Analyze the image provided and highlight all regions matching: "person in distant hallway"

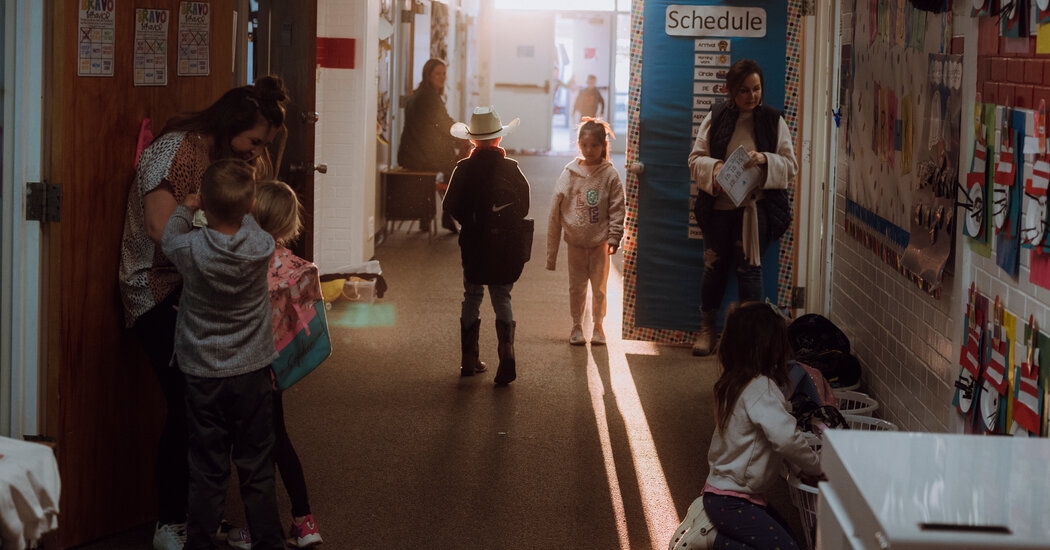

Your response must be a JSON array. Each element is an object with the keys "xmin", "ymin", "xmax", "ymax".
[
  {"xmin": 546, "ymin": 118, "xmax": 625, "ymax": 346},
  {"xmin": 572, "ymin": 74, "xmax": 605, "ymax": 124},
  {"xmin": 398, "ymin": 57, "xmax": 468, "ymax": 233},
  {"xmin": 687, "ymin": 59, "xmax": 797, "ymax": 357},
  {"xmin": 162, "ymin": 159, "xmax": 284, "ymax": 550},
  {"xmin": 118, "ymin": 75, "xmax": 289, "ymax": 550},
  {"xmin": 443, "ymin": 106, "xmax": 531, "ymax": 385}
]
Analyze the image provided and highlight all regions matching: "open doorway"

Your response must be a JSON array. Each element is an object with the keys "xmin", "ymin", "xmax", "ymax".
[
  {"xmin": 492, "ymin": 1, "xmax": 629, "ymax": 154},
  {"xmin": 551, "ymin": 12, "xmax": 612, "ymax": 153}
]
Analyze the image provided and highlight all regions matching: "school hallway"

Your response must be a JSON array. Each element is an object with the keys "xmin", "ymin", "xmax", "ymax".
[{"xmin": 76, "ymin": 153, "xmax": 801, "ymax": 550}]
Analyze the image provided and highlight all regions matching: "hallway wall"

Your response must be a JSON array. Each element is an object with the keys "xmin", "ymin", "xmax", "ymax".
[
  {"xmin": 827, "ymin": 2, "xmax": 1050, "ymax": 433},
  {"xmin": 314, "ymin": 0, "xmax": 380, "ymax": 271}
]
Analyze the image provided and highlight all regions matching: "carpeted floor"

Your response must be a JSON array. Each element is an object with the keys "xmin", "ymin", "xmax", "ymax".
[{"xmin": 76, "ymin": 154, "xmax": 803, "ymax": 549}]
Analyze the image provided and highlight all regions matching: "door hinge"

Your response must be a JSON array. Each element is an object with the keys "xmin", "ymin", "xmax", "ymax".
[
  {"xmin": 791, "ymin": 286, "xmax": 806, "ymax": 309},
  {"xmin": 26, "ymin": 181, "xmax": 62, "ymax": 222},
  {"xmin": 801, "ymin": 0, "xmax": 816, "ymax": 16}
]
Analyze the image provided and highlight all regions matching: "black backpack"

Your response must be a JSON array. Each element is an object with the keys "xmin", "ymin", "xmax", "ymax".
[{"xmin": 788, "ymin": 314, "xmax": 862, "ymax": 387}]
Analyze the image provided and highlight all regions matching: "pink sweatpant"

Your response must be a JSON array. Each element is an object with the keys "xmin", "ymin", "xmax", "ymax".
[{"xmin": 567, "ymin": 243, "xmax": 610, "ymax": 326}]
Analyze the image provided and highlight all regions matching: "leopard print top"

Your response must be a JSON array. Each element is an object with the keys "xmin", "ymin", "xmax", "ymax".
[{"xmin": 118, "ymin": 132, "xmax": 210, "ymax": 327}]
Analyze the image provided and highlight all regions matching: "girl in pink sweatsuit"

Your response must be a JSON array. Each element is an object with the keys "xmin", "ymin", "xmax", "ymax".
[{"xmin": 546, "ymin": 119, "xmax": 625, "ymax": 345}]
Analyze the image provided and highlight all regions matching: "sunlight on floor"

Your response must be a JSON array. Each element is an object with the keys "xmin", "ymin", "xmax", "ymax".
[{"xmin": 587, "ymin": 260, "xmax": 678, "ymax": 550}]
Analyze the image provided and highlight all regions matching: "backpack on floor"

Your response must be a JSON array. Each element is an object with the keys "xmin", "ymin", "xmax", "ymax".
[{"xmin": 788, "ymin": 314, "xmax": 862, "ymax": 388}]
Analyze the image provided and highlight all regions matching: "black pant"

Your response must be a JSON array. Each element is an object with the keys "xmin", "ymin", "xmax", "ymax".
[
  {"xmin": 273, "ymin": 391, "xmax": 311, "ymax": 518},
  {"xmin": 184, "ymin": 369, "xmax": 284, "ymax": 550},
  {"xmin": 700, "ymin": 208, "xmax": 764, "ymax": 312},
  {"xmin": 132, "ymin": 292, "xmax": 188, "ymax": 525}
]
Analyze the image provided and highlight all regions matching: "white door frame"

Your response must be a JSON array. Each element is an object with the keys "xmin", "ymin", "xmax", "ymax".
[
  {"xmin": 0, "ymin": 0, "xmax": 44, "ymax": 438},
  {"xmin": 796, "ymin": 1, "xmax": 841, "ymax": 316}
]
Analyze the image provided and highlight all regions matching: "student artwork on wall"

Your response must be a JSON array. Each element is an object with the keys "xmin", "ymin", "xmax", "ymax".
[
  {"xmin": 621, "ymin": 0, "xmax": 803, "ymax": 342},
  {"xmin": 842, "ymin": 0, "xmax": 961, "ymax": 294}
]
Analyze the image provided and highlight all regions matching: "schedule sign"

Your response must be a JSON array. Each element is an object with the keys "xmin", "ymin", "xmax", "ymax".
[{"xmin": 665, "ymin": 5, "xmax": 766, "ymax": 37}]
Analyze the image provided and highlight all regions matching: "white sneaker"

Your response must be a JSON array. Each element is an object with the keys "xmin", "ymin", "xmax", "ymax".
[
  {"xmin": 153, "ymin": 522, "xmax": 187, "ymax": 550},
  {"xmin": 591, "ymin": 325, "xmax": 606, "ymax": 346},
  {"xmin": 569, "ymin": 325, "xmax": 586, "ymax": 345}
]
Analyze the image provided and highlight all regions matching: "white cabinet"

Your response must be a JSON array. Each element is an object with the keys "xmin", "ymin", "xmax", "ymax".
[{"xmin": 816, "ymin": 430, "xmax": 1050, "ymax": 549}]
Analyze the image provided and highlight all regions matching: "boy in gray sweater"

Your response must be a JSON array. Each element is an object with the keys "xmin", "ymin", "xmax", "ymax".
[{"xmin": 161, "ymin": 158, "xmax": 284, "ymax": 550}]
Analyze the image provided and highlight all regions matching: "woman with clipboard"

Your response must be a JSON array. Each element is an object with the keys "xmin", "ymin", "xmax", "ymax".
[{"xmin": 688, "ymin": 59, "xmax": 798, "ymax": 356}]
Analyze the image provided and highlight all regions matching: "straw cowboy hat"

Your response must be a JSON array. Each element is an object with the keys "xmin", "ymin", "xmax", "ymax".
[{"xmin": 450, "ymin": 105, "xmax": 520, "ymax": 140}]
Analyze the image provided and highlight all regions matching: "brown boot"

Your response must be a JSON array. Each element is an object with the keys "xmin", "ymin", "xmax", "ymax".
[
  {"xmin": 691, "ymin": 311, "xmax": 718, "ymax": 356},
  {"xmin": 460, "ymin": 318, "xmax": 487, "ymax": 376},
  {"xmin": 494, "ymin": 320, "xmax": 516, "ymax": 385}
]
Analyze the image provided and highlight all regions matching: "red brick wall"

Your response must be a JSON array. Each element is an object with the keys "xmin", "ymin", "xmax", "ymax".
[{"xmin": 977, "ymin": 16, "xmax": 1050, "ymax": 109}]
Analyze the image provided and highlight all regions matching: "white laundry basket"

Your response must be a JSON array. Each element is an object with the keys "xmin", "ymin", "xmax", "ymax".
[
  {"xmin": 842, "ymin": 413, "xmax": 898, "ymax": 431},
  {"xmin": 832, "ymin": 390, "xmax": 879, "ymax": 416},
  {"xmin": 787, "ymin": 475, "xmax": 819, "ymax": 550}
]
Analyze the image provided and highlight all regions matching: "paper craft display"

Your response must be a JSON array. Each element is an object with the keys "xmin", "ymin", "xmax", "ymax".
[
  {"xmin": 994, "ymin": 144, "xmax": 1015, "ymax": 233},
  {"xmin": 964, "ymin": 102, "xmax": 988, "ymax": 240},
  {"xmin": 1021, "ymin": 156, "xmax": 1049, "ymax": 247},
  {"xmin": 954, "ymin": 285, "xmax": 985, "ymax": 419},
  {"xmin": 979, "ymin": 299, "xmax": 1009, "ymax": 434},
  {"xmin": 1011, "ymin": 319, "xmax": 1044, "ymax": 436},
  {"xmin": 715, "ymin": 146, "xmax": 763, "ymax": 207},
  {"xmin": 995, "ymin": 109, "xmax": 1025, "ymax": 277}
]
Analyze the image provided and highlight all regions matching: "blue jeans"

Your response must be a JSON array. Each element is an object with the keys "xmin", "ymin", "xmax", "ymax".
[
  {"xmin": 702, "ymin": 492, "xmax": 800, "ymax": 550},
  {"xmin": 462, "ymin": 281, "xmax": 514, "ymax": 323},
  {"xmin": 701, "ymin": 208, "xmax": 763, "ymax": 312}
]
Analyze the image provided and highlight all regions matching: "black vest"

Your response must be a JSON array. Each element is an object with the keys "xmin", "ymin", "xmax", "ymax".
[
  {"xmin": 708, "ymin": 101, "xmax": 782, "ymax": 161},
  {"xmin": 694, "ymin": 101, "xmax": 792, "ymax": 247}
]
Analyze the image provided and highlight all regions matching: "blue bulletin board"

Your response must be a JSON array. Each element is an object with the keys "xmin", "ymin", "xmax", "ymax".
[{"xmin": 632, "ymin": 0, "xmax": 791, "ymax": 333}]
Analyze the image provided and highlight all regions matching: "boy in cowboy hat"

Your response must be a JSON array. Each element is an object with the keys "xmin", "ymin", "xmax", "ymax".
[{"xmin": 443, "ymin": 106, "xmax": 532, "ymax": 385}]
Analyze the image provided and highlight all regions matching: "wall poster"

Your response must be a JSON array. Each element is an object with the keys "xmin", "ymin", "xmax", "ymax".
[
  {"xmin": 178, "ymin": 2, "xmax": 211, "ymax": 76},
  {"xmin": 134, "ymin": 8, "xmax": 169, "ymax": 86},
  {"xmin": 843, "ymin": 0, "xmax": 961, "ymax": 294},
  {"xmin": 78, "ymin": 0, "xmax": 116, "ymax": 77}
]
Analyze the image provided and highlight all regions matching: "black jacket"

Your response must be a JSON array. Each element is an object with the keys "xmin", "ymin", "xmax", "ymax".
[
  {"xmin": 443, "ymin": 147, "xmax": 531, "ymax": 284},
  {"xmin": 397, "ymin": 86, "xmax": 460, "ymax": 175}
]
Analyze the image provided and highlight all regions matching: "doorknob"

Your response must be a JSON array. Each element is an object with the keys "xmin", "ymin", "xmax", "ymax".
[
  {"xmin": 300, "ymin": 111, "xmax": 320, "ymax": 124},
  {"xmin": 290, "ymin": 162, "xmax": 327, "ymax": 174}
]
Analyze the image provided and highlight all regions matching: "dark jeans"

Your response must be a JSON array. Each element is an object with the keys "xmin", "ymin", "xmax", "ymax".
[
  {"xmin": 702, "ymin": 492, "xmax": 800, "ymax": 550},
  {"xmin": 274, "ymin": 390, "xmax": 311, "ymax": 518},
  {"xmin": 700, "ymin": 208, "xmax": 763, "ymax": 313},
  {"xmin": 131, "ymin": 292, "xmax": 188, "ymax": 525},
  {"xmin": 184, "ymin": 369, "xmax": 284, "ymax": 550},
  {"xmin": 462, "ymin": 281, "xmax": 514, "ymax": 323}
]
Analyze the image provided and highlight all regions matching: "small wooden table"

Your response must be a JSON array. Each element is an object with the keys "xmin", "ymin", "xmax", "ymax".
[{"xmin": 380, "ymin": 169, "xmax": 441, "ymax": 238}]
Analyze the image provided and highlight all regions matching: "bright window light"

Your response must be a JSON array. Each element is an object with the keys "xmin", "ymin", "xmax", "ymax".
[{"xmin": 495, "ymin": 0, "xmax": 619, "ymax": 11}]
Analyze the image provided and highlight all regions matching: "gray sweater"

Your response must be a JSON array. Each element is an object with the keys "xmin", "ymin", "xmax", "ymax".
[
  {"xmin": 705, "ymin": 376, "xmax": 821, "ymax": 496},
  {"xmin": 161, "ymin": 205, "xmax": 277, "ymax": 378}
]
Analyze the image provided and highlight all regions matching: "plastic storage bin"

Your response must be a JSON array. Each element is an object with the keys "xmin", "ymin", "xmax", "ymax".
[
  {"xmin": 342, "ymin": 279, "xmax": 376, "ymax": 304},
  {"xmin": 787, "ymin": 475, "xmax": 820, "ymax": 550}
]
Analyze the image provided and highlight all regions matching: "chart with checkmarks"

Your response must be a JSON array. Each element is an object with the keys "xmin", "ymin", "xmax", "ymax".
[
  {"xmin": 178, "ymin": 2, "xmax": 211, "ymax": 76},
  {"xmin": 77, "ymin": 1, "xmax": 116, "ymax": 77},
  {"xmin": 134, "ymin": 8, "xmax": 169, "ymax": 86}
]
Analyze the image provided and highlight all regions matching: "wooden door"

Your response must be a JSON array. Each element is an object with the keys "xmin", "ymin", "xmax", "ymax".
[
  {"xmin": 44, "ymin": 2, "xmax": 236, "ymax": 547},
  {"xmin": 254, "ymin": 0, "xmax": 318, "ymax": 260}
]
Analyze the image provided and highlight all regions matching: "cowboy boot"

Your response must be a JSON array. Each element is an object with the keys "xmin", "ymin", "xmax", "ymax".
[
  {"xmin": 493, "ymin": 320, "xmax": 516, "ymax": 385},
  {"xmin": 460, "ymin": 318, "xmax": 487, "ymax": 376},
  {"xmin": 691, "ymin": 310, "xmax": 718, "ymax": 357}
]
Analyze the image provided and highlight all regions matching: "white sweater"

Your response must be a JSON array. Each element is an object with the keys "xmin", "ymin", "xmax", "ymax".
[
  {"xmin": 705, "ymin": 375, "xmax": 821, "ymax": 496},
  {"xmin": 545, "ymin": 158, "xmax": 626, "ymax": 270}
]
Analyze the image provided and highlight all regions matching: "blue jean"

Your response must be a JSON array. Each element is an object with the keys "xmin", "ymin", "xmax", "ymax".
[
  {"xmin": 701, "ymin": 208, "xmax": 763, "ymax": 312},
  {"xmin": 462, "ymin": 281, "xmax": 514, "ymax": 323},
  {"xmin": 702, "ymin": 492, "xmax": 800, "ymax": 550}
]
